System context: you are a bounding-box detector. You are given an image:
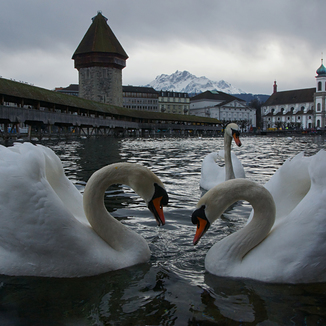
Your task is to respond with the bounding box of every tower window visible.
[318,81,322,91]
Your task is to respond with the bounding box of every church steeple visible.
[315,57,326,129]
[316,58,326,77]
[72,12,128,106]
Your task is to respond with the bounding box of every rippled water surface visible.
[1,135,326,325]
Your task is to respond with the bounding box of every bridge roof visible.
[0,78,219,124]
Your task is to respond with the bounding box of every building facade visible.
[158,91,190,115]
[261,61,326,130]
[122,86,159,111]
[190,90,256,129]
[72,12,128,107]
[54,84,79,97]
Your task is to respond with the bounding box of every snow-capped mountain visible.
[145,70,246,94]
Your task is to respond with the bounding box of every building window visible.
[318,81,322,91]
[317,103,321,111]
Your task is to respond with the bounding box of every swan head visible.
[192,205,210,245]
[225,123,241,147]
[147,183,169,226]
[124,164,169,226]
[192,179,244,245]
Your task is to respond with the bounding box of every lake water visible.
[1,135,326,325]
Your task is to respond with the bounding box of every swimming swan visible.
[200,123,245,190]
[192,150,326,283]
[0,143,168,277]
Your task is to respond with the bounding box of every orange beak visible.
[149,196,165,226]
[233,133,242,147]
[193,217,209,245]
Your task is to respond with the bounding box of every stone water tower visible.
[72,12,128,106]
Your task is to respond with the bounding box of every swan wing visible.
[233,151,326,283]
[38,144,87,224]
[0,144,126,277]
[247,151,312,224]
[239,152,326,283]
[264,151,312,221]
[200,152,225,190]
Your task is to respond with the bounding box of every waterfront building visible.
[54,84,79,97]
[261,84,314,130]
[261,60,326,130]
[72,12,128,107]
[122,86,159,111]
[190,90,256,129]
[158,91,190,115]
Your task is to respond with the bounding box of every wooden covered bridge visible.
[0,77,221,140]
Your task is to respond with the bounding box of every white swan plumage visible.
[192,150,326,283]
[0,143,168,277]
[200,123,245,190]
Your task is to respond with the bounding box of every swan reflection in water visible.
[1,265,325,325]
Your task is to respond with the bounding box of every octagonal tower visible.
[72,12,128,106]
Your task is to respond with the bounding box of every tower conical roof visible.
[72,12,128,59]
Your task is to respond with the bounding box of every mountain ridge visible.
[144,70,246,94]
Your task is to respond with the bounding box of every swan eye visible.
[231,129,242,147]
[191,205,206,225]
[231,128,239,136]
[192,206,210,245]
[153,183,169,206]
[191,215,198,225]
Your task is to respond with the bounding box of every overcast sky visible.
[0,0,325,95]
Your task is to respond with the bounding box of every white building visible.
[261,60,326,130]
[122,86,159,111]
[158,91,190,115]
[190,90,256,129]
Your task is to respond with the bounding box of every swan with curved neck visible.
[0,143,168,277]
[192,152,326,284]
[200,123,245,190]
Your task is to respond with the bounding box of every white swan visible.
[200,123,245,190]
[192,150,326,283]
[0,143,168,277]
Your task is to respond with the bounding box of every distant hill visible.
[231,93,270,104]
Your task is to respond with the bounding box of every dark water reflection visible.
[1,135,326,325]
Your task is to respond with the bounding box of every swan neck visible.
[229,181,275,260]
[207,180,275,262]
[224,132,235,180]
[82,164,142,251]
